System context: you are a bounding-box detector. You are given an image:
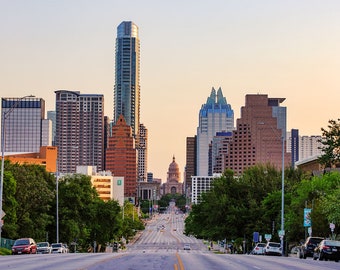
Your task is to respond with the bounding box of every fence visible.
[0,237,15,249]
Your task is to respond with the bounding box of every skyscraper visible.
[138,123,148,182]
[1,97,49,153]
[114,21,140,138]
[105,115,137,199]
[223,94,290,175]
[196,87,234,176]
[55,90,104,173]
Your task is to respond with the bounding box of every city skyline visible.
[2,1,340,181]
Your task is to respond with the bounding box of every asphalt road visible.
[1,212,339,270]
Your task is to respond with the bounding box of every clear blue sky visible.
[2,0,340,181]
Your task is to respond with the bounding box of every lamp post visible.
[258,121,285,255]
[56,162,59,243]
[0,95,34,246]
[280,135,285,256]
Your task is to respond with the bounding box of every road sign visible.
[278,230,285,237]
[330,223,335,232]
[265,234,272,241]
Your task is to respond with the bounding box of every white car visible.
[51,243,65,253]
[264,242,282,256]
[252,243,266,255]
[184,244,191,250]
[37,242,52,254]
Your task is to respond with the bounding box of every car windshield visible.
[14,239,29,245]
[324,240,340,247]
[309,238,323,244]
[52,243,62,248]
[269,243,280,247]
[257,243,266,247]
[38,242,48,247]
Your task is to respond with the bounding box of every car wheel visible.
[319,253,324,261]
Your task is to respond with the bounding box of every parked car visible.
[252,243,266,255]
[63,244,69,253]
[184,244,191,250]
[37,242,52,254]
[11,238,37,255]
[51,243,65,253]
[264,242,282,256]
[313,240,340,262]
[298,236,324,259]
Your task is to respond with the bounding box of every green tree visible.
[57,174,99,247]
[2,161,18,239]
[318,118,340,167]
[120,201,144,242]
[7,162,55,241]
[90,199,122,246]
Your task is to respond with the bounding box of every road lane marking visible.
[175,252,185,270]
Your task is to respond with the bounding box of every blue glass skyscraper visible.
[196,87,234,176]
[114,21,140,138]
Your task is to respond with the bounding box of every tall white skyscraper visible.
[196,87,234,176]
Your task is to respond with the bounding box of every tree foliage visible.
[4,162,55,240]
[1,162,144,251]
[185,164,340,248]
[318,118,340,167]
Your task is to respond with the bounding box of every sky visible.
[1,0,340,181]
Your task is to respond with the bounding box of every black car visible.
[313,240,340,262]
[298,236,324,259]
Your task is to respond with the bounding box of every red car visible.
[12,238,37,255]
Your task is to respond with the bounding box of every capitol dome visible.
[167,156,181,183]
[162,155,183,195]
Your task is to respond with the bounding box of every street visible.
[0,212,339,270]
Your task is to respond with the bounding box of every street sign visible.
[278,230,285,237]
[265,234,272,241]
[330,223,335,232]
[308,227,312,236]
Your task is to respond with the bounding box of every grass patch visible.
[0,247,12,255]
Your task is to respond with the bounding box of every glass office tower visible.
[1,97,45,153]
[114,21,140,138]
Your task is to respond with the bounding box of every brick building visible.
[223,94,291,175]
[105,115,137,199]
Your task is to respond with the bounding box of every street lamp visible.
[0,95,35,246]
[56,162,59,243]
[280,135,285,256]
[258,121,285,255]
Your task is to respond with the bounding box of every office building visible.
[47,111,56,146]
[5,146,57,173]
[289,129,299,167]
[185,136,196,195]
[196,87,234,176]
[1,97,49,153]
[223,94,291,175]
[138,123,148,182]
[191,175,221,204]
[105,115,137,199]
[299,135,323,161]
[211,131,233,174]
[55,90,104,173]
